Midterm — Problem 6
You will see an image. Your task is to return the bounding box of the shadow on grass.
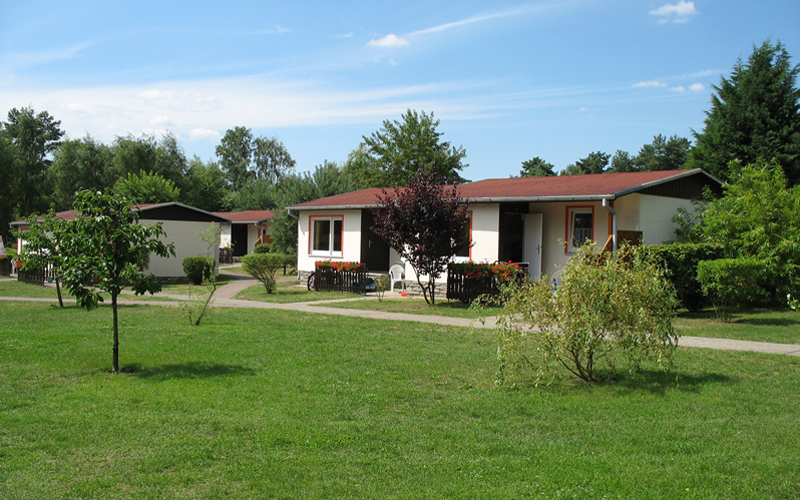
[125,362,256,380]
[734,317,800,327]
[599,369,733,396]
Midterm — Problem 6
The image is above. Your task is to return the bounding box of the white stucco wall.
[141,219,220,278]
[469,203,500,263]
[638,194,690,245]
[296,210,363,273]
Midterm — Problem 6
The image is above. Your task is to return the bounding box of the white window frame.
[309,215,344,257]
[565,206,594,253]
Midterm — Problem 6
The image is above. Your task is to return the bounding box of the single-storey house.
[11,202,231,279]
[288,169,722,287]
[214,210,276,258]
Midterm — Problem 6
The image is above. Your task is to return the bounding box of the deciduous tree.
[114,171,181,204]
[360,110,468,187]
[1,107,64,216]
[371,166,470,305]
[60,190,174,373]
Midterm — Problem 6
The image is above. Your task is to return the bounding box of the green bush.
[242,253,285,293]
[253,244,271,254]
[494,244,679,385]
[637,243,724,312]
[182,256,216,285]
[697,258,771,322]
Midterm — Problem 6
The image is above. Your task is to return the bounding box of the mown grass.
[676,308,800,345]
[1,301,799,499]
[233,282,358,303]
[321,296,503,319]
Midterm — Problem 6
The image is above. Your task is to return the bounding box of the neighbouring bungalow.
[11,202,231,279]
[287,169,722,291]
[214,210,276,258]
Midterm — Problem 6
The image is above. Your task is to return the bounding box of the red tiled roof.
[214,210,276,223]
[289,169,716,210]
[289,188,387,210]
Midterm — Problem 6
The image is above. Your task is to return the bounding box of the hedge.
[182,256,216,285]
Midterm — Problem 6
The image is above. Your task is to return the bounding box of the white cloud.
[689,83,705,91]
[64,103,89,112]
[578,107,589,112]
[650,1,698,23]
[336,32,354,39]
[137,89,175,99]
[633,80,667,88]
[150,115,172,126]
[670,86,685,92]
[189,128,221,141]
[367,34,409,48]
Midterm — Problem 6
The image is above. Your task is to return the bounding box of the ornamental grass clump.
[494,244,679,386]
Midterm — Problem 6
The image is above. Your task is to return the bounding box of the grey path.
[3,273,799,357]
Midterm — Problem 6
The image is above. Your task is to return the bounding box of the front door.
[523,213,543,281]
[231,224,248,257]
[360,211,390,271]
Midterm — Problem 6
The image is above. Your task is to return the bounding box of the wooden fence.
[446,262,528,303]
[17,264,57,287]
[314,266,371,295]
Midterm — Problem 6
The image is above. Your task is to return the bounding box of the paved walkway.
[3,273,800,357]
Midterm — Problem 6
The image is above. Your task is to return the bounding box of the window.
[566,207,594,253]
[310,216,343,256]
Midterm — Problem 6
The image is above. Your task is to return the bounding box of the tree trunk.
[112,292,119,373]
[55,278,64,308]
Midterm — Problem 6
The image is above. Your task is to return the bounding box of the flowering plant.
[315,260,365,272]
[449,261,521,282]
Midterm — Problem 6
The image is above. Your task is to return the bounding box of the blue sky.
[1,0,798,180]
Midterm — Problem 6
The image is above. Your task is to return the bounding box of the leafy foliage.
[1,106,64,231]
[518,157,556,177]
[494,245,679,385]
[697,258,771,322]
[114,171,181,204]
[634,134,691,171]
[371,167,470,304]
[216,126,295,191]
[15,211,71,307]
[182,256,216,285]
[59,190,175,372]
[694,160,800,303]
[689,40,800,184]
[561,151,609,176]
[356,109,468,187]
[242,253,285,293]
[637,243,724,311]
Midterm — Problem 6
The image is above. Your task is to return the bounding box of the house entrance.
[360,211,390,271]
[498,203,542,281]
[231,224,248,257]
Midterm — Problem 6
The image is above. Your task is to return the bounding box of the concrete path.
[3,272,799,357]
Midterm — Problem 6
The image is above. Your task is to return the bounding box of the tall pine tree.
[689,40,800,184]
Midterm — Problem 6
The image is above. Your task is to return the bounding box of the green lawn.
[234,282,361,303]
[1,302,799,499]
[676,308,800,345]
[321,296,503,319]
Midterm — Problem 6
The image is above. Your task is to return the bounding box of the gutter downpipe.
[601,198,618,253]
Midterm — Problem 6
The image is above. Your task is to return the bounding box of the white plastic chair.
[389,264,405,292]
